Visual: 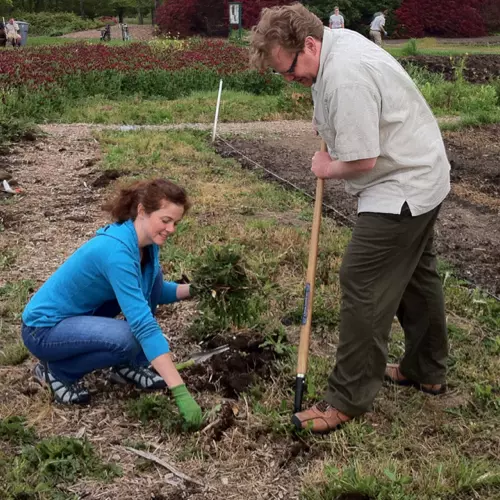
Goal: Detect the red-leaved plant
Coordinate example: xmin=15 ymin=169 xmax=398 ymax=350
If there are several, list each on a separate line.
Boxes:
xmin=396 ymin=0 xmax=487 ymax=37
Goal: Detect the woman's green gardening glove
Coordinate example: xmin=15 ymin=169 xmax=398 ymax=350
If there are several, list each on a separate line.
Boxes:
xmin=171 ymin=384 xmax=202 ymax=429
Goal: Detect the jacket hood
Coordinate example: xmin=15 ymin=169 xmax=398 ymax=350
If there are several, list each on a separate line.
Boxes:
xmin=96 ymin=219 xmax=139 ymax=254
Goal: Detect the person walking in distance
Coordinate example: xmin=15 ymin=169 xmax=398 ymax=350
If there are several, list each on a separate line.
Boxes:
xmin=370 ymin=9 xmax=388 ymax=46
xmin=250 ymin=3 xmax=450 ymax=434
xmin=329 ymin=6 xmax=344 ymax=29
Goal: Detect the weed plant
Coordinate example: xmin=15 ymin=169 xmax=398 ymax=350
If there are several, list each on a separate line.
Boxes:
xmin=3 ymin=436 xmax=120 ymax=497
xmin=189 ymin=245 xmax=263 ymax=339
xmin=0 ymin=416 xmax=36 ymax=446
xmin=126 ymin=393 xmax=189 ymax=432
xmin=401 ymin=38 xmax=419 ymax=56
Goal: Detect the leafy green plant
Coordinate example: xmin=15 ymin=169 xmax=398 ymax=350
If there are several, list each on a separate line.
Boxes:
xmin=401 ymin=38 xmax=419 ymax=56
xmin=189 ymin=245 xmax=263 ymax=338
xmin=5 ymin=436 xmax=120 ymax=496
xmin=259 ymin=325 xmax=294 ymax=356
xmin=126 ymin=393 xmax=185 ymax=433
xmin=0 ymin=416 xmax=36 ymax=446
xmin=474 ymin=383 xmax=500 ymax=411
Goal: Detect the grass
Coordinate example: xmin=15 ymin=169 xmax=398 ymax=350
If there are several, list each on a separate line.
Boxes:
xmin=25 ymin=36 xmax=78 ymax=46
xmin=52 ymin=72 xmax=500 ymax=130
xmin=57 ymin=89 xmax=309 ymax=124
xmin=387 ymin=37 xmax=500 ymax=56
xmin=0 ymin=97 xmax=499 ymax=496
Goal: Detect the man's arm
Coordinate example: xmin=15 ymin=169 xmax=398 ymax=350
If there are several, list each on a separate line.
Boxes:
xmin=312 ymin=153 xmax=376 ymax=180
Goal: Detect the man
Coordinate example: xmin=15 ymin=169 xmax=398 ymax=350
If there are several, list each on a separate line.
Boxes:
xmin=370 ymin=9 xmax=388 ymax=46
xmin=5 ymin=18 xmax=21 ymax=47
xmin=329 ymin=6 xmax=344 ymax=29
xmin=250 ymin=3 xmax=450 ymax=434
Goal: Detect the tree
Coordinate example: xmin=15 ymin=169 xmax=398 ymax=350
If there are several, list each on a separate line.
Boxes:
xmin=109 ymin=0 xmax=135 ymax=22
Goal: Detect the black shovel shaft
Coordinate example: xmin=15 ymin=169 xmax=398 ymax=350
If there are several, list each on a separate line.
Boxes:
xmin=294 ymin=375 xmax=306 ymax=413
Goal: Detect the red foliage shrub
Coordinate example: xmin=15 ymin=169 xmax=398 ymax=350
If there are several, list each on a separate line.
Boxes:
xmin=156 ymin=0 xmax=198 ymax=37
xmin=238 ymin=0 xmax=295 ymax=29
xmin=157 ymin=0 xmax=294 ymax=37
xmin=396 ymin=0 xmax=487 ymax=38
xmin=0 ymin=40 xmax=251 ymax=91
xmin=480 ymin=0 xmax=500 ymax=33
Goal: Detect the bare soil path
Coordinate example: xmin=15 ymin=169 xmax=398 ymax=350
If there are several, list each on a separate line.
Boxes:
xmin=62 ymin=23 xmax=155 ymax=42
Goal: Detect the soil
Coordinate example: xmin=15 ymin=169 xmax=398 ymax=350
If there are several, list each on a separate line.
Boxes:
xmin=92 ymin=168 xmax=124 ymax=188
xmin=215 ymin=123 xmax=500 ymax=296
xmin=400 ymin=54 xmax=500 ymax=83
xmin=183 ymin=331 xmax=277 ymax=398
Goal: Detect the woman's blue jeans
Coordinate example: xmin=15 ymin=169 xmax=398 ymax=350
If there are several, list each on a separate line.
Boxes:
xmin=22 ymin=271 xmax=163 ymax=384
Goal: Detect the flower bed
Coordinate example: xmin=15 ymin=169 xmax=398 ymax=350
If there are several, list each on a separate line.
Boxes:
xmin=0 ymin=40 xmax=251 ymax=90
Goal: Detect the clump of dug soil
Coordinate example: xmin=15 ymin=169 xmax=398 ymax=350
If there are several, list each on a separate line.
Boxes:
xmin=183 ymin=331 xmax=277 ymax=398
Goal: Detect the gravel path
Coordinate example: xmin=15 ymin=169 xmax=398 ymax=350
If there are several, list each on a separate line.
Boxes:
xmin=41 ymin=117 xmax=458 ymax=138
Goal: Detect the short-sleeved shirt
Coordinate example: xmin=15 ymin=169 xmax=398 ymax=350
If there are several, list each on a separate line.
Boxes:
xmin=329 ymin=14 xmax=344 ymax=29
xmin=5 ymin=22 xmax=19 ymax=35
xmin=311 ymin=28 xmax=450 ymax=216
xmin=370 ymin=14 xmax=385 ymax=32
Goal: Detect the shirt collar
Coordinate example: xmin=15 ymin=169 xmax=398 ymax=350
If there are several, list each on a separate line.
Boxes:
xmin=313 ymin=27 xmax=335 ymax=90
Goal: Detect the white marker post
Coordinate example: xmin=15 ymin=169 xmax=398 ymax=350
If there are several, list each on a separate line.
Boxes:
xmin=212 ymin=79 xmax=223 ymax=143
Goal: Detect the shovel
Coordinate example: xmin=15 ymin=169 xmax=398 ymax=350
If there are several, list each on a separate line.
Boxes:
xmin=175 ymin=345 xmax=230 ymax=371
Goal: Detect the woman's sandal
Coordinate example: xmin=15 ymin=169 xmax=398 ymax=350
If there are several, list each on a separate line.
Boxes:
xmin=384 ymin=363 xmax=447 ymax=395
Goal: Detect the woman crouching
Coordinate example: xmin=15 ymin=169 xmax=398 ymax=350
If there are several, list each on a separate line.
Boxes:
xmin=21 ymin=178 xmax=202 ymax=428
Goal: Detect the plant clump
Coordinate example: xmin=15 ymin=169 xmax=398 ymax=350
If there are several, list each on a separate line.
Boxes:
xmin=3 ymin=436 xmax=121 ymax=497
xmin=189 ymin=245 xmax=263 ymax=339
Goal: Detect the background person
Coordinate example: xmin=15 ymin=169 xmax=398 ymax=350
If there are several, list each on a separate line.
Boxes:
xmin=250 ymin=3 xmax=450 ymax=434
xmin=5 ymin=18 xmax=21 ymax=47
xmin=329 ymin=6 xmax=344 ymax=29
xmin=21 ymin=178 xmax=202 ymax=428
xmin=369 ymin=9 xmax=388 ymax=46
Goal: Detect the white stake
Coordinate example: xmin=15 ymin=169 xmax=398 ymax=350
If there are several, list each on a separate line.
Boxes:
xmin=212 ymin=79 xmax=223 ymax=143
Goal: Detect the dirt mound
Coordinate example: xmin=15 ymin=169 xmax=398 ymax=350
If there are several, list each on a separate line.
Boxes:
xmin=92 ymin=168 xmax=123 ymax=188
xmin=400 ymin=54 xmax=500 ymax=83
xmin=182 ymin=332 xmax=276 ymax=398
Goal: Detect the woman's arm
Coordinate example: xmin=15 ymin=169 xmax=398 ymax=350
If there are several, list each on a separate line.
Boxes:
xmin=176 ymin=284 xmax=191 ymax=300
xmin=150 ymin=352 xmax=184 ymax=388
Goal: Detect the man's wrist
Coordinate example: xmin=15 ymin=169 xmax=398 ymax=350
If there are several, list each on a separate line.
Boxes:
xmin=327 ymin=160 xmax=342 ymax=180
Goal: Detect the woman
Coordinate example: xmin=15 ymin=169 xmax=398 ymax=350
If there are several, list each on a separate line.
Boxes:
xmin=22 ymin=178 xmax=202 ymax=428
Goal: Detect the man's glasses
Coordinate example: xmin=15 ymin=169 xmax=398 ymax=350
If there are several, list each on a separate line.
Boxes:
xmin=284 ymin=51 xmax=301 ymax=74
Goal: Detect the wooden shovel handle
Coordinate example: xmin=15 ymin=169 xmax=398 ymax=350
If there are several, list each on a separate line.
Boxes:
xmin=296 ymin=140 xmax=326 ymax=376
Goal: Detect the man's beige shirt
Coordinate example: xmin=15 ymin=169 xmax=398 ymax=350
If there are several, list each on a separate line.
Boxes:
xmin=312 ymin=28 xmax=450 ymax=215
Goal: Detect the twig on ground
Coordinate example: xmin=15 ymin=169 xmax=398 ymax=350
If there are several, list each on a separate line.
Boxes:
xmin=123 ymin=446 xmax=204 ymax=487
xmin=201 ymin=418 xmax=221 ymax=434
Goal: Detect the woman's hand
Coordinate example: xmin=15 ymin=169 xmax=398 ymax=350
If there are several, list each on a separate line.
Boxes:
xmin=151 ymin=353 xmax=202 ymax=429
xmin=171 ymin=384 xmax=202 ymax=428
